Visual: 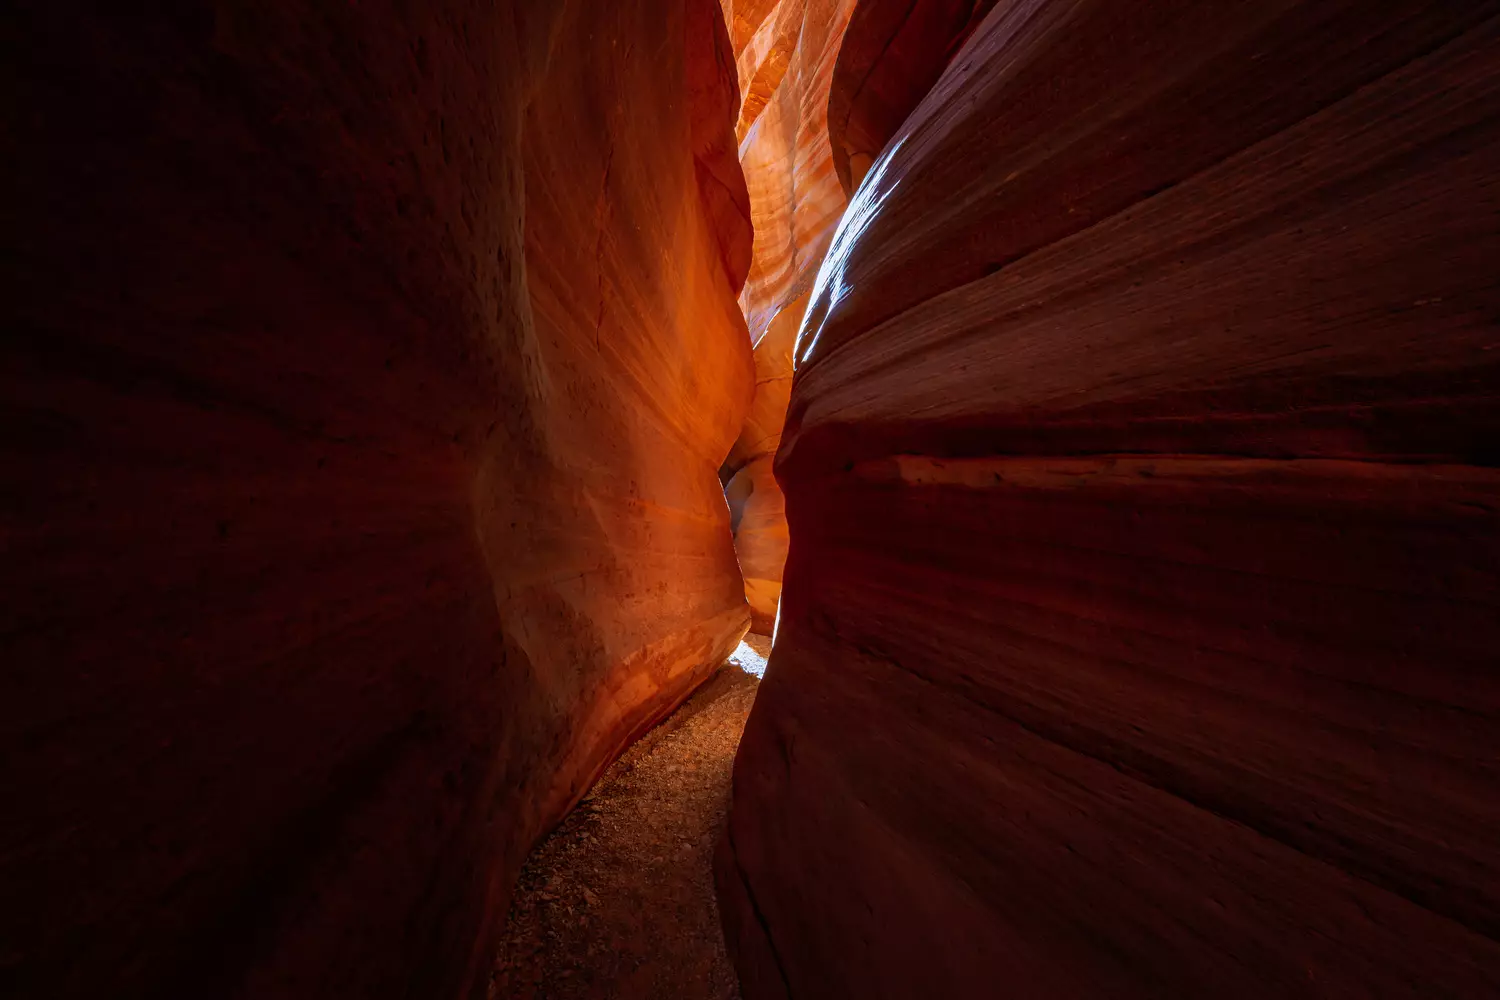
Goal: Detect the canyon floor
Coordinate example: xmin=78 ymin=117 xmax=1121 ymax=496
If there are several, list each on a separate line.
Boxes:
xmin=489 ymin=634 xmax=770 ymax=1000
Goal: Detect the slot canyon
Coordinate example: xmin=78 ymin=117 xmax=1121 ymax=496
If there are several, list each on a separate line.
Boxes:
xmin=4 ymin=0 xmax=1497 ymax=997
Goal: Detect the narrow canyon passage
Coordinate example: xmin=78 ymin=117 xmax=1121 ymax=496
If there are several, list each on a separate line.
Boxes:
xmin=491 ymin=638 xmax=767 ymax=999
xmin=6 ymin=1 xmax=1499 ymax=999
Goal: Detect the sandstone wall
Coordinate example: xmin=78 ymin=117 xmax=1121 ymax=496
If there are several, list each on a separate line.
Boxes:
xmin=4 ymin=2 xmax=750 ymax=996
xmin=828 ymin=0 xmax=1000 ymax=194
xmin=721 ymin=0 xmax=993 ymax=633
xmin=719 ymin=1 xmax=1500 ymax=995
xmin=721 ymin=299 xmax=801 ymax=633
xmin=721 ymin=0 xmax=858 ymax=630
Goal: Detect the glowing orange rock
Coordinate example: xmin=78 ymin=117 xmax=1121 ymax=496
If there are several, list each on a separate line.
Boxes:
xmin=720 ymin=0 xmax=863 ymax=631
xmin=721 ymin=0 xmax=997 ymax=633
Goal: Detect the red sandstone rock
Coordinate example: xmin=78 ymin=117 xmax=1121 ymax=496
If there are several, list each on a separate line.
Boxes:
xmin=722 ymin=0 xmax=864 ymax=629
xmin=4 ymin=1 xmax=750 ymax=997
xmin=721 ymin=0 xmax=786 ymax=57
xmin=722 ymin=0 xmax=1002 ymax=633
xmin=724 ymin=455 xmax=791 ymax=635
xmin=828 ymin=0 xmax=1000 ymax=194
xmin=720 ymin=1 xmax=1500 ymax=996
xmin=722 ymin=297 xmax=801 ymax=632
xmin=735 ymin=0 xmax=859 ymax=343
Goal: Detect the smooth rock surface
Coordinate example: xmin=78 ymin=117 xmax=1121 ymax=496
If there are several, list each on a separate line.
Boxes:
xmin=828 ymin=0 xmax=1000 ymax=194
xmin=721 ymin=0 xmax=1007 ymax=649
xmin=722 ymin=298 xmax=801 ymax=632
xmin=722 ymin=0 xmax=872 ymax=628
xmin=734 ymin=0 xmax=859 ymax=342
xmin=723 ymin=455 xmax=790 ymax=635
xmin=5 ymin=2 xmax=751 ymax=997
xmin=720 ymin=2 xmax=1500 ymax=996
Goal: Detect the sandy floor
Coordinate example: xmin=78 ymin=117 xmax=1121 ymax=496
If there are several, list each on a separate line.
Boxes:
xmin=489 ymin=635 xmax=770 ymax=999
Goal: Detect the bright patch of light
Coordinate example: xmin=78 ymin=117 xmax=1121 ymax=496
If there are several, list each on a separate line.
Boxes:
xmin=794 ymin=137 xmax=906 ymax=369
xmin=728 ymin=639 xmax=767 ymax=678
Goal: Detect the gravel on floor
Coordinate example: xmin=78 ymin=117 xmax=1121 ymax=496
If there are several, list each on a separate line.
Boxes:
xmin=489 ymin=634 xmax=771 ymax=999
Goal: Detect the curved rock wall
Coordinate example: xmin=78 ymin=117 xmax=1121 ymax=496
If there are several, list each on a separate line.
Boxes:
xmin=721 ymin=0 xmax=863 ymax=630
xmin=722 ymin=0 xmax=993 ymax=633
xmin=828 ymin=0 xmax=1000 ymax=194
xmin=722 ymin=298 xmax=802 ymax=632
xmin=5 ymin=1 xmax=750 ymax=997
xmin=735 ymin=0 xmax=858 ymax=342
xmin=720 ymin=1 xmax=1500 ymax=996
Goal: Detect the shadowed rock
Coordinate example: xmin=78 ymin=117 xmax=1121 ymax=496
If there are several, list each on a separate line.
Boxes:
xmin=5 ymin=1 xmax=751 ymax=996
xmin=719 ymin=1 xmax=1500 ymax=995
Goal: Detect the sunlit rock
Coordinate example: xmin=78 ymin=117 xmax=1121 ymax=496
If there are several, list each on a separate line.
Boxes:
xmin=720 ymin=0 xmax=867 ymax=629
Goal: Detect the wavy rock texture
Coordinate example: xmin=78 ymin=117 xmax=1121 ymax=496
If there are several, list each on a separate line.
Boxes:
xmin=722 ymin=299 xmax=801 ymax=632
xmin=721 ymin=0 xmax=871 ymax=629
xmin=735 ymin=0 xmax=859 ymax=341
xmin=4 ymin=1 xmax=750 ymax=997
xmin=721 ymin=0 xmax=785 ymax=55
xmin=719 ymin=308 xmax=796 ymax=635
xmin=828 ymin=0 xmax=1000 ymax=194
xmin=723 ymin=0 xmax=995 ymax=631
xmin=720 ymin=2 xmax=1500 ymax=997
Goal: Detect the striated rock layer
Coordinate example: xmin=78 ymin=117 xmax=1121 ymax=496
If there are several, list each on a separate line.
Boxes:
xmin=734 ymin=0 xmax=858 ymax=342
xmin=720 ymin=2 xmax=1500 ymax=997
xmin=4 ymin=1 xmax=751 ymax=997
xmin=722 ymin=0 xmax=997 ymax=632
xmin=721 ymin=299 xmax=801 ymax=632
xmin=828 ymin=0 xmax=1000 ymax=194
xmin=721 ymin=0 xmax=857 ymax=629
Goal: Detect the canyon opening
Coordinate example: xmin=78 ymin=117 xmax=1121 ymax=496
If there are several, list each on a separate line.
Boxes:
xmin=5 ymin=1 xmax=1498 ymax=999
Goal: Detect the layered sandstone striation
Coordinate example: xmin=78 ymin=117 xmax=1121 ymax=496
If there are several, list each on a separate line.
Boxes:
xmin=5 ymin=1 xmax=750 ymax=997
xmin=733 ymin=0 xmax=857 ymax=342
xmin=828 ymin=0 xmax=1000 ymax=194
xmin=722 ymin=0 xmax=994 ymax=632
xmin=721 ymin=299 xmax=801 ymax=632
xmin=720 ymin=0 xmax=857 ymax=629
xmin=720 ymin=2 xmax=1500 ymax=996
